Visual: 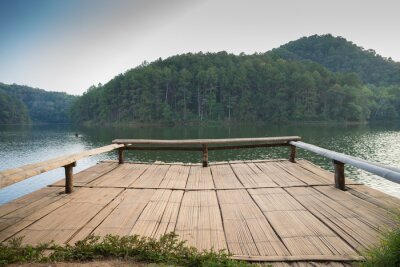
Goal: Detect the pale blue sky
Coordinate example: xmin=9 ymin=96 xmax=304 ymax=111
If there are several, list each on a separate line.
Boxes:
xmin=0 ymin=0 xmax=399 ymax=94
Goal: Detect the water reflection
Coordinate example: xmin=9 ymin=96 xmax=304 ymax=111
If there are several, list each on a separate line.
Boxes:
xmin=0 ymin=123 xmax=399 ymax=204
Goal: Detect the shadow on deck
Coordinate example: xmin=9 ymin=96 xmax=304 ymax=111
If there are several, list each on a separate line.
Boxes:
xmin=1 ymin=159 xmax=399 ymax=266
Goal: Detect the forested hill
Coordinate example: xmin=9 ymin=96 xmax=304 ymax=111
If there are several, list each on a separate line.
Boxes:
xmin=71 ymin=52 xmax=380 ymax=124
xmin=0 ymin=90 xmax=30 ymax=124
xmin=271 ymin=34 xmax=400 ymax=86
xmin=0 ymin=83 xmax=77 ymax=124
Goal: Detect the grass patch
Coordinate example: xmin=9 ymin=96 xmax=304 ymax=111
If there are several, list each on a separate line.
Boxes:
xmin=0 ymin=232 xmax=252 ymax=266
xmin=357 ymin=214 xmax=400 ymax=267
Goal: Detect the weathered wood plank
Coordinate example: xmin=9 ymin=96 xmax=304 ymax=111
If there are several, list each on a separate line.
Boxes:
xmin=89 ymin=163 xmax=149 ymax=187
xmin=51 ymin=162 xmax=119 ymax=186
xmin=93 ymin=189 xmax=156 ymax=236
xmin=185 ymin=166 xmax=214 ymax=189
xmin=231 ymin=163 xmax=278 ymax=187
xmin=131 ymin=190 xmax=184 ymax=239
xmin=175 ymin=190 xmax=227 ymax=251
xmin=211 ymin=165 xmax=243 ymax=189
xmin=0 ymin=187 xmax=64 ymax=218
xmin=296 ymin=159 xmax=335 ymax=181
xmin=159 ymin=165 xmax=190 ymax=189
xmin=249 ymin=188 xmax=356 ymax=256
xmin=68 ymin=192 xmax=125 ymax=245
xmin=255 ymin=162 xmax=305 ymax=187
xmin=0 ymin=189 xmax=73 ymax=242
xmin=275 ymin=161 xmax=332 ymax=185
xmin=217 ymin=189 xmax=289 ymax=256
xmin=347 ymin=184 xmax=400 ymax=211
xmin=315 ymin=186 xmax=397 ymax=229
xmin=285 ymin=186 xmax=387 ymax=251
xmin=15 ymin=188 xmax=122 ymax=244
xmin=129 ymin=165 xmax=171 ymax=188
xmin=113 ymin=136 xmax=301 ymax=145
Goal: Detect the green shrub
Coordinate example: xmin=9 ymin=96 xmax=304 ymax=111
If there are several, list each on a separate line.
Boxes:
xmin=0 ymin=232 xmax=252 ymax=267
xmin=357 ymin=214 xmax=400 ymax=267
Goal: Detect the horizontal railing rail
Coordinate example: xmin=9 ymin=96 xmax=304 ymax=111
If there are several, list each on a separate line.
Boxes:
xmin=0 ymin=144 xmax=124 ymax=192
xmin=290 ymin=141 xmax=400 ymax=189
xmin=112 ymin=136 xmax=301 ymax=167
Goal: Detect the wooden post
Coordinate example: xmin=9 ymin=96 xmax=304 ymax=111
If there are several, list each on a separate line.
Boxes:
xmin=202 ymin=144 xmax=208 ymax=167
xmin=118 ymin=147 xmax=124 ymax=164
xmin=64 ymin=162 xmax=76 ymax=194
xmin=333 ymin=160 xmax=345 ymax=190
xmin=289 ymin=145 xmax=296 ymax=163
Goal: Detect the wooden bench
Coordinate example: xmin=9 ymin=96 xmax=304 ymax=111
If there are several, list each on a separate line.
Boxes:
xmin=112 ymin=136 xmax=302 ymax=167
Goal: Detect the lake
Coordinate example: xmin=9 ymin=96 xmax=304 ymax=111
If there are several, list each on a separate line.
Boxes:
xmin=1 ymin=123 xmax=400 ymax=204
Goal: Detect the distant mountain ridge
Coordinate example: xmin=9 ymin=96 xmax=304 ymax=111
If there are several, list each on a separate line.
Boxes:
xmin=271 ymin=34 xmax=400 ymax=86
xmin=2 ymin=34 xmax=400 ymax=124
xmin=0 ymin=83 xmax=77 ymax=124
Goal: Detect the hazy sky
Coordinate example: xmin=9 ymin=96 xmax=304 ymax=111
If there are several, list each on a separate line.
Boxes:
xmin=0 ymin=0 xmax=399 ymax=95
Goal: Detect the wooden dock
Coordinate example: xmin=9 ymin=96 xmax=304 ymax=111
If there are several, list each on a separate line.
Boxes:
xmin=1 ymin=159 xmax=399 ymax=266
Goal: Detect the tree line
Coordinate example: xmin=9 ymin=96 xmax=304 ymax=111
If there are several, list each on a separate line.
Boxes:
xmin=0 ymin=83 xmax=77 ymax=124
xmin=71 ymin=51 xmax=400 ymax=124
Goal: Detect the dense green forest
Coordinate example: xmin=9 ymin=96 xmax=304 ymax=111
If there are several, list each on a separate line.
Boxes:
xmin=2 ymin=34 xmax=400 ymax=124
xmin=0 ymin=90 xmax=30 ymax=124
xmin=0 ymin=83 xmax=77 ymax=124
xmin=71 ymin=35 xmax=400 ymax=124
xmin=272 ymin=34 xmax=400 ymax=86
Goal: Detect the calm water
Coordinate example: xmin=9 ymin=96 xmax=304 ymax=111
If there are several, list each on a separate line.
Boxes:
xmin=1 ymin=123 xmax=400 ymax=204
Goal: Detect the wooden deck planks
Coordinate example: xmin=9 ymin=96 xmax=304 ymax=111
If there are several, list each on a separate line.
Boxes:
xmin=285 ymin=186 xmax=390 ymax=251
xmin=130 ymin=189 xmax=184 ymax=239
xmin=89 ymin=163 xmax=149 ymax=187
xmin=185 ymin=166 xmax=214 ymax=189
xmin=0 ymin=187 xmax=64 ymax=217
xmin=231 ymin=163 xmax=278 ymax=187
xmin=211 ymin=164 xmax=243 ymax=188
xmin=1 ymin=160 xmax=399 ymax=266
xmin=159 ymin=165 xmax=190 ymax=189
xmin=347 ymin=184 xmax=400 ymax=211
xmin=15 ymin=188 xmax=122 ymax=244
xmin=255 ymin=162 xmax=306 ymax=187
xmin=218 ymin=189 xmax=289 ymax=256
xmin=249 ymin=188 xmax=356 ymax=256
xmin=276 ymin=161 xmax=332 ymax=185
xmin=51 ymin=162 xmax=119 ymax=186
xmin=130 ymin=164 xmax=170 ymax=188
xmin=175 ymin=190 xmax=227 ymax=251
xmin=93 ymin=189 xmax=155 ymax=237
xmin=0 ymin=187 xmax=66 ymax=237
xmin=0 ymin=191 xmax=73 ymax=242
xmin=296 ymin=159 xmax=335 ymax=182
xmin=314 ymin=186 xmax=396 ymax=230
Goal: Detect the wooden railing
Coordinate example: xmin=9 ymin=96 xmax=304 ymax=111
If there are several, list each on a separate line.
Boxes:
xmin=0 ymin=144 xmax=123 ymax=193
xmin=2 ymin=136 xmax=399 ymax=195
xmin=112 ymin=136 xmax=301 ymax=167
xmin=290 ymin=141 xmax=400 ymax=190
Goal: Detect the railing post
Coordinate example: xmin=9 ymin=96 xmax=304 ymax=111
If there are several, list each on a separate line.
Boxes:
xmin=333 ymin=160 xmax=345 ymax=190
xmin=118 ymin=147 xmax=124 ymax=164
xmin=289 ymin=145 xmax=296 ymax=163
xmin=202 ymin=144 xmax=208 ymax=167
xmin=64 ymin=161 xmax=76 ymax=194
